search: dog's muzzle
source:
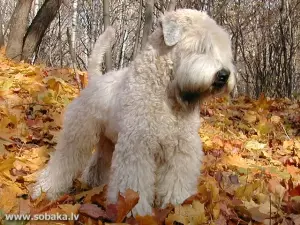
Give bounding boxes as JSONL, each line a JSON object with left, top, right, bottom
{"left": 212, "top": 69, "right": 230, "bottom": 89}
{"left": 180, "top": 90, "right": 201, "bottom": 104}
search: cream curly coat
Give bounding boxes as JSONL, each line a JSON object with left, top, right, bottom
{"left": 32, "top": 9, "right": 236, "bottom": 216}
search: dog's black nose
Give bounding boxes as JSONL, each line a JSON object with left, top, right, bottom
{"left": 213, "top": 69, "right": 230, "bottom": 88}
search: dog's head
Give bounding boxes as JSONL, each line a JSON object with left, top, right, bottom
{"left": 152, "top": 9, "right": 236, "bottom": 108}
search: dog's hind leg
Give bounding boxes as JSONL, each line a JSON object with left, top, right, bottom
{"left": 31, "top": 98, "right": 101, "bottom": 200}
{"left": 82, "top": 135, "right": 114, "bottom": 187}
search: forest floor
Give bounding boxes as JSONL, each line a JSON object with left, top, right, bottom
{"left": 0, "top": 50, "right": 300, "bottom": 225}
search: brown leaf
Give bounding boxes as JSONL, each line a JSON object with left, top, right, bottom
{"left": 79, "top": 203, "right": 108, "bottom": 220}
{"left": 289, "top": 214, "right": 300, "bottom": 224}
{"left": 106, "top": 203, "right": 118, "bottom": 222}
{"left": 90, "top": 185, "right": 107, "bottom": 207}
{"left": 125, "top": 216, "right": 139, "bottom": 225}
{"left": 229, "top": 174, "right": 239, "bottom": 185}
{"left": 113, "top": 189, "right": 140, "bottom": 222}
{"left": 59, "top": 204, "right": 81, "bottom": 225}
{"left": 91, "top": 193, "right": 107, "bottom": 208}
{"left": 182, "top": 193, "right": 203, "bottom": 205}
{"left": 136, "top": 215, "right": 158, "bottom": 225}
{"left": 75, "top": 185, "right": 106, "bottom": 203}
{"left": 215, "top": 214, "right": 227, "bottom": 225}
{"left": 33, "top": 194, "right": 74, "bottom": 213}
{"left": 165, "top": 214, "right": 188, "bottom": 225}
{"left": 153, "top": 205, "right": 174, "bottom": 225}
{"left": 289, "top": 185, "right": 300, "bottom": 197}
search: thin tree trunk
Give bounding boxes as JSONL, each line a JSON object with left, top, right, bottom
{"left": 0, "top": 10, "right": 4, "bottom": 47}
{"left": 133, "top": 0, "right": 142, "bottom": 58}
{"left": 120, "top": 30, "right": 128, "bottom": 68}
{"left": 21, "top": 0, "right": 63, "bottom": 62}
{"left": 141, "top": 0, "right": 154, "bottom": 49}
{"left": 71, "top": 0, "right": 78, "bottom": 54}
{"left": 6, "top": 0, "right": 33, "bottom": 61}
{"left": 84, "top": 27, "right": 89, "bottom": 67}
{"left": 71, "top": 0, "right": 78, "bottom": 62}
{"left": 67, "top": 28, "right": 81, "bottom": 90}
{"left": 167, "top": 0, "right": 177, "bottom": 11}
{"left": 58, "top": 8, "right": 63, "bottom": 67}
{"left": 103, "top": 0, "right": 112, "bottom": 71}
{"left": 70, "top": 0, "right": 81, "bottom": 89}
{"left": 33, "top": 0, "right": 39, "bottom": 16}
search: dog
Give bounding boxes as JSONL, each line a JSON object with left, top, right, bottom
{"left": 32, "top": 9, "right": 236, "bottom": 216}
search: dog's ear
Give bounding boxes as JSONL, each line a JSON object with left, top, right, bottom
{"left": 161, "top": 16, "right": 182, "bottom": 46}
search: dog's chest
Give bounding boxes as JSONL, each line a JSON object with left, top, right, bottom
{"left": 154, "top": 113, "right": 201, "bottom": 161}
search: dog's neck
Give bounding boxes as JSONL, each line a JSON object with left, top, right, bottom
{"left": 131, "top": 46, "right": 200, "bottom": 115}
{"left": 132, "top": 44, "right": 174, "bottom": 85}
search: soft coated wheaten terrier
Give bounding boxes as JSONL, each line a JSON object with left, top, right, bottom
{"left": 32, "top": 9, "right": 236, "bottom": 216}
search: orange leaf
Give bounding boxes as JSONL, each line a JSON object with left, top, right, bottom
{"left": 79, "top": 203, "right": 108, "bottom": 220}
{"left": 107, "top": 189, "right": 140, "bottom": 222}
{"left": 136, "top": 215, "right": 158, "bottom": 225}
{"left": 153, "top": 205, "right": 174, "bottom": 225}
{"left": 289, "top": 185, "right": 300, "bottom": 197}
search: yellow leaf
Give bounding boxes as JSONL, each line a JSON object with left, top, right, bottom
{"left": 212, "top": 203, "right": 220, "bottom": 219}
{"left": 295, "top": 141, "right": 300, "bottom": 151}
{"left": 235, "top": 181, "right": 261, "bottom": 201}
{"left": 244, "top": 112, "right": 257, "bottom": 124}
{"left": 245, "top": 140, "right": 266, "bottom": 151}
{"left": 165, "top": 213, "right": 188, "bottom": 225}
{"left": 59, "top": 204, "right": 81, "bottom": 225}
{"left": 270, "top": 115, "right": 281, "bottom": 124}
{"left": 0, "top": 185, "right": 26, "bottom": 213}
{"left": 0, "top": 155, "right": 15, "bottom": 172}
{"left": 224, "top": 155, "right": 250, "bottom": 169}
{"left": 283, "top": 140, "right": 294, "bottom": 151}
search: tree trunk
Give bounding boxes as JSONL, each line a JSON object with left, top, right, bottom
{"left": 58, "top": 8, "right": 63, "bottom": 67}
{"left": 67, "top": 28, "right": 81, "bottom": 90}
{"left": 6, "top": 0, "right": 33, "bottom": 61}
{"left": 167, "top": 0, "right": 177, "bottom": 11}
{"left": 71, "top": 0, "right": 78, "bottom": 59}
{"left": 0, "top": 10, "right": 4, "bottom": 47}
{"left": 133, "top": 0, "right": 142, "bottom": 58}
{"left": 21, "top": 0, "right": 63, "bottom": 62}
{"left": 33, "top": 0, "right": 40, "bottom": 16}
{"left": 120, "top": 30, "right": 128, "bottom": 68}
{"left": 141, "top": 0, "right": 154, "bottom": 49}
{"left": 103, "top": 0, "right": 112, "bottom": 72}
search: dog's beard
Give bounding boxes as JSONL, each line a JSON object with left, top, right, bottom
{"left": 167, "top": 77, "right": 231, "bottom": 111}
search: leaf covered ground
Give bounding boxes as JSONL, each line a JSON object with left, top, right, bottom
{"left": 0, "top": 50, "right": 300, "bottom": 225}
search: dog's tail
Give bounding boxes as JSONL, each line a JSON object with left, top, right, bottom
{"left": 88, "top": 26, "right": 115, "bottom": 78}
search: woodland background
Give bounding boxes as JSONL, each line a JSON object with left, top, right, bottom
{"left": 1, "top": 0, "right": 300, "bottom": 98}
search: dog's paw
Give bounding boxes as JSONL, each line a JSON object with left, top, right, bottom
{"left": 31, "top": 168, "right": 71, "bottom": 200}
{"left": 131, "top": 199, "right": 153, "bottom": 216}
{"left": 31, "top": 187, "right": 59, "bottom": 201}
{"left": 31, "top": 181, "right": 63, "bottom": 200}
{"left": 159, "top": 188, "right": 192, "bottom": 209}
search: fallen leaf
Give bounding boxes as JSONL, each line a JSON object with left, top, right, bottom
{"left": 79, "top": 204, "right": 108, "bottom": 220}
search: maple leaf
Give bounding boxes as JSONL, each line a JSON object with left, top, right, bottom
{"left": 136, "top": 215, "right": 158, "bottom": 225}
{"left": 106, "top": 189, "right": 140, "bottom": 223}
{"left": 79, "top": 203, "right": 108, "bottom": 220}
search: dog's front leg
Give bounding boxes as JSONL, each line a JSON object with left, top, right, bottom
{"left": 156, "top": 134, "right": 203, "bottom": 208}
{"left": 107, "top": 131, "right": 156, "bottom": 216}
